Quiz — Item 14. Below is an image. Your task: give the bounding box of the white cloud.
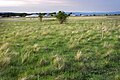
[0,0,81,12]
[0,0,26,6]
[0,0,74,7]
[0,0,119,12]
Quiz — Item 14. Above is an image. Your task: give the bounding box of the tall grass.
[0,16,120,80]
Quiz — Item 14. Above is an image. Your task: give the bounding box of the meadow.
[0,16,120,80]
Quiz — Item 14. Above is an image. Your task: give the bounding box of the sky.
[0,0,120,12]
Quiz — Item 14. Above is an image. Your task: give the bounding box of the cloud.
[0,0,75,12]
[0,0,26,6]
[0,0,119,12]
[0,0,76,7]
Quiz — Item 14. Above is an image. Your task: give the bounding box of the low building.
[11,16,20,18]
[70,14,76,16]
[25,14,38,18]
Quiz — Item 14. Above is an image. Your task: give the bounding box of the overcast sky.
[0,0,120,12]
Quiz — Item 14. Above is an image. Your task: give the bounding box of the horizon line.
[0,11,120,13]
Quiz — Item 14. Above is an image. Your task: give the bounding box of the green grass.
[0,17,120,80]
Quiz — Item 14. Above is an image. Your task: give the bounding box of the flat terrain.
[0,16,120,80]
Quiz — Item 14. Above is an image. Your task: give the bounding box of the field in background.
[0,16,120,21]
[0,16,120,80]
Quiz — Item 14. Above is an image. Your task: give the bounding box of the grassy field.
[0,16,120,80]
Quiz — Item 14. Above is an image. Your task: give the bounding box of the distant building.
[44,14,51,17]
[25,14,38,18]
[15,16,20,18]
[11,16,20,18]
[81,15,86,16]
[70,14,76,16]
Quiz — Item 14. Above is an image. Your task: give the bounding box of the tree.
[49,12,56,17]
[19,13,27,17]
[68,12,72,16]
[38,13,47,22]
[93,14,96,16]
[55,11,69,24]
[38,13,43,22]
[105,14,108,16]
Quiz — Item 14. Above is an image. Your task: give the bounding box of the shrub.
[55,11,69,24]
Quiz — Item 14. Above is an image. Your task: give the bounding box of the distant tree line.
[92,14,120,16]
[0,12,120,18]
[0,11,120,24]
[0,13,28,17]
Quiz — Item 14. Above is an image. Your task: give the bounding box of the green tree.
[38,13,47,22]
[49,12,56,17]
[55,11,69,24]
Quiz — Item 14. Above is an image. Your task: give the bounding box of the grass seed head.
[40,59,47,66]
[115,75,120,80]
[52,54,65,69]
[21,52,30,63]
[33,44,40,52]
[55,75,64,80]
[0,56,11,68]
[75,51,82,61]
[0,42,10,51]
[41,31,49,36]
[19,75,34,80]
